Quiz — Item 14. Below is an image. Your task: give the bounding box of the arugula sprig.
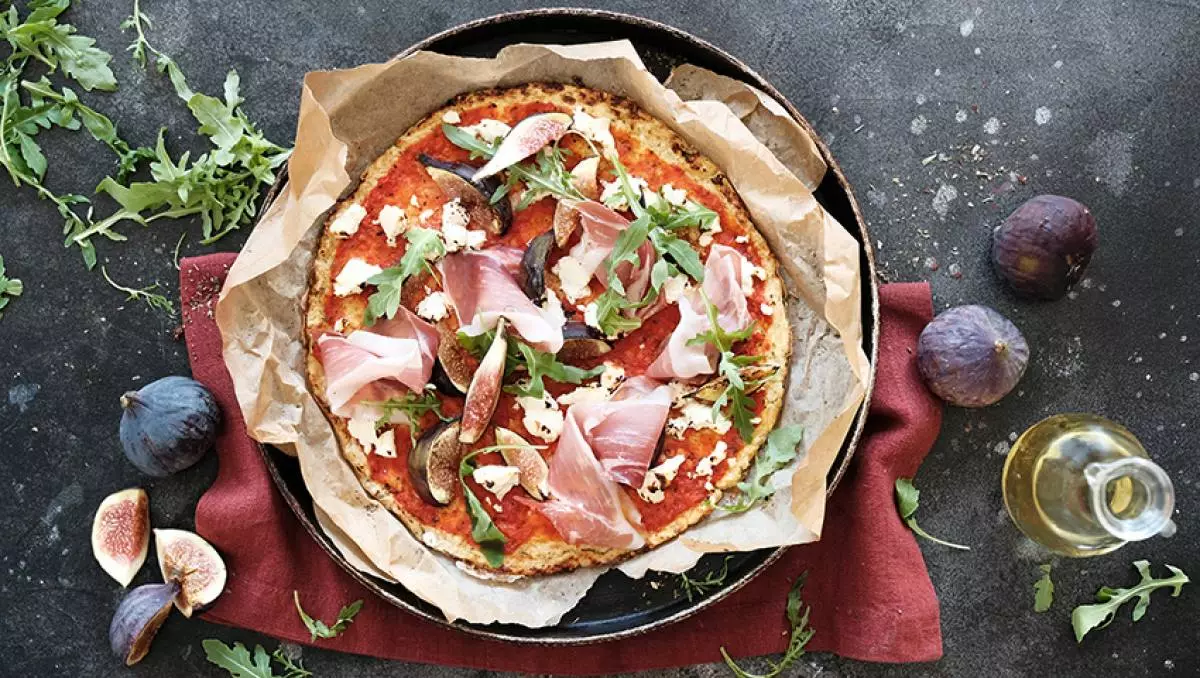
[458,330,602,399]
[677,556,732,602]
[2,0,117,92]
[203,639,310,678]
[293,591,363,642]
[366,389,451,445]
[1071,560,1189,643]
[0,255,23,320]
[720,572,814,678]
[101,265,175,317]
[1034,563,1054,613]
[364,226,446,324]
[458,446,517,567]
[687,293,759,441]
[894,477,970,550]
[722,425,803,513]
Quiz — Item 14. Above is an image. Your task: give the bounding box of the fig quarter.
[91,488,150,587]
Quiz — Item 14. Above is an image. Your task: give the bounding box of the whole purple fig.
[992,195,1097,300]
[917,305,1029,407]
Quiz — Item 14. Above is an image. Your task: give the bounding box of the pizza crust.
[305,83,790,575]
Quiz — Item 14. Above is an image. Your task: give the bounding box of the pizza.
[304,82,791,575]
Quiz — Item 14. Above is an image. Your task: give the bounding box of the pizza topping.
[329,202,367,237]
[761,302,775,316]
[439,248,565,352]
[376,204,409,246]
[471,465,522,501]
[459,320,508,444]
[363,227,447,323]
[516,391,564,443]
[410,419,464,506]
[661,184,688,207]
[459,118,511,143]
[415,291,451,322]
[553,254,593,302]
[441,110,461,124]
[581,376,672,487]
[332,258,382,297]
[440,199,488,252]
[667,399,732,438]
[694,440,729,478]
[519,230,556,301]
[553,157,601,246]
[473,111,573,180]
[494,427,551,500]
[315,306,439,415]
[571,107,615,151]
[637,454,686,504]
[558,321,612,362]
[661,273,692,304]
[419,154,512,235]
[347,415,397,458]
[600,175,648,211]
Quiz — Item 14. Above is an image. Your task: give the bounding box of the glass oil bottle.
[1002,413,1176,557]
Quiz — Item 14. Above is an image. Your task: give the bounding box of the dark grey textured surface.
[1,1,1197,676]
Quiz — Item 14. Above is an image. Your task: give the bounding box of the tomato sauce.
[321,98,779,554]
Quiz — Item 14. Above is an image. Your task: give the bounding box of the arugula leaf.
[364,226,446,323]
[441,122,498,160]
[1034,563,1054,613]
[686,293,759,441]
[293,591,364,641]
[100,265,175,317]
[894,477,970,550]
[269,648,312,678]
[4,0,117,92]
[365,389,450,445]
[0,255,23,319]
[648,226,704,282]
[721,572,814,678]
[677,556,732,603]
[722,425,803,513]
[458,448,509,567]
[1071,560,1189,643]
[505,340,604,398]
[202,639,277,678]
[121,0,156,67]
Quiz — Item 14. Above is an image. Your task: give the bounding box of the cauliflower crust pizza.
[304,82,792,576]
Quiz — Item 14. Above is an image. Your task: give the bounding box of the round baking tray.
[258,7,880,645]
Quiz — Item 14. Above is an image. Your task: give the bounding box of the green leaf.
[894,477,970,550]
[442,122,497,159]
[202,639,276,678]
[0,255,23,319]
[189,91,245,152]
[293,591,364,642]
[1071,560,1189,643]
[364,226,445,323]
[101,265,175,317]
[270,648,312,678]
[648,227,704,282]
[505,340,604,399]
[677,556,732,603]
[364,389,450,446]
[1034,564,1054,613]
[458,449,508,566]
[720,572,814,678]
[722,425,804,513]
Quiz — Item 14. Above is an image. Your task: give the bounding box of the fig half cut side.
[495,427,550,500]
[409,418,464,506]
[154,528,227,617]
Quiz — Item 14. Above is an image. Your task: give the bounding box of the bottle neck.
[1084,457,1176,542]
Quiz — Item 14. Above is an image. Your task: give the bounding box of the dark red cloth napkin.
[181,252,943,672]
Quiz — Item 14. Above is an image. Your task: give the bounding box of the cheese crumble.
[553,255,593,303]
[516,392,564,443]
[416,291,451,322]
[571,107,615,151]
[441,199,487,251]
[472,465,521,500]
[637,454,687,504]
[347,416,397,458]
[377,204,409,246]
[329,202,367,237]
[333,258,382,297]
[461,119,511,143]
[667,400,732,438]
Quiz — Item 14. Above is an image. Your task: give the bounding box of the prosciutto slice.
[537,376,671,549]
[646,244,754,379]
[316,306,439,416]
[439,247,565,352]
[566,200,655,302]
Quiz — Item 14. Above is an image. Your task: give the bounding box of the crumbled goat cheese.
[461,118,511,143]
[760,302,774,316]
[553,255,593,302]
[734,234,749,244]
[517,392,564,443]
[694,440,728,477]
[416,291,451,322]
[559,363,625,407]
[662,274,691,304]
[347,416,397,458]
[441,199,487,251]
[409,194,420,207]
[599,363,626,392]
[661,184,687,206]
[418,208,435,222]
[583,301,602,332]
[740,262,766,295]
[441,110,461,124]
[472,465,521,500]
[667,400,732,438]
[329,202,367,237]
[571,107,615,150]
[637,454,687,504]
[333,258,382,297]
[600,175,648,211]
[377,204,408,246]
[698,232,714,247]
[332,318,346,333]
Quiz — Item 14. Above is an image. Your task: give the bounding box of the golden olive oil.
[1002,414,1175,557]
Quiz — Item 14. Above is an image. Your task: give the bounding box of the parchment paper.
[215,41,869,627]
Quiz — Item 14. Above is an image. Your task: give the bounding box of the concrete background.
[1,0,1197,676]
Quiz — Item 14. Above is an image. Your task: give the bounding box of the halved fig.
[434,321,476,395]
[473,112,573,181]
[558,321,612,362]
[460,321,508,444]
[409,418,464,505]
[686,363,780,402]
[418,154,511,234]
[494,427,550,500]
[109,581,179,665]
[154,529,227,617]
[92,488,150,587]
[553,156,601,246]
[520,230,556,301]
